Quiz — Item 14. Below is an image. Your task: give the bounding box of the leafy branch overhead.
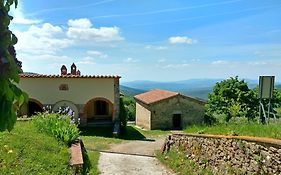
[0,0,27,131]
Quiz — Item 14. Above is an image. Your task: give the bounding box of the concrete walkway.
[108,137,165,156]
[98,152,174,175]
[98,136,174,174]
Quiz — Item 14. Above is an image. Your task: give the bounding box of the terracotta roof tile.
[134,89,179,105]
[19,73,121,79]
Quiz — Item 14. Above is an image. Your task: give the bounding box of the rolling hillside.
[122,79,281,100]
[120,85,146,96]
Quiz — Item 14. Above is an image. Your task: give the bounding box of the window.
[95,100,108,115]
[59,84,69,91]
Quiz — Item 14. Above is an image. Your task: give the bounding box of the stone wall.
[135,102,151,130]
[162,134,281,174]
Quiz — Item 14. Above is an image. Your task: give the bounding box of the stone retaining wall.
[162,134,281,174]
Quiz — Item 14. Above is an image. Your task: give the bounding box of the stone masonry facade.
[162,134,281,174]
[136,95,205,130]
[150,95,205,130]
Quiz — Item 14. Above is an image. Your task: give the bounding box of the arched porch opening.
[19,98,43,117]
[84,97,113,123]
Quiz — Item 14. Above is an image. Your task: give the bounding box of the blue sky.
[10,0,281,82]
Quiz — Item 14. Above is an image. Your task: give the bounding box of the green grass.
[80,126,124,151]
[0,121,71,175]
[156,148,213,175]
[131,125,171,139]
[87,151,100,175]
[80,125,170,151]
[185,122,281,139]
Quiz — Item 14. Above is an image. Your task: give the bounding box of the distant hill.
[181,88,213,100]
[122,79,281,100]
[120,85,146,96]
[122,79,222,92]
[122,79,221,99]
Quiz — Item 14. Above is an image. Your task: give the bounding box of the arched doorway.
[18,98,43,117]
[84,97,113,123]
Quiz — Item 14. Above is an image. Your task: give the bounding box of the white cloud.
[86,50,108,58]
[14,23,73,55]
[145,45,167,50]
[68,18,92,28]
[28,23,63,37]
[162,63,189,69]
[157,58,166,63]
[20,53,72,62]
[77,57,95,65]
[12,17,41,25]
[66,18,123,42]
[169,36,197,44]
[191,58,201,62]
[124,57,139,63]
[10,3,41,25]
[211,60,229,65]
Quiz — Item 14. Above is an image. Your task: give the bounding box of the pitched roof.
[19,73,120,79]
[134,89,179,105]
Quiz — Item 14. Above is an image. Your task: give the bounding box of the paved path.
[98,152,174,175]
[108,137,166,156]
[98,136,175,174]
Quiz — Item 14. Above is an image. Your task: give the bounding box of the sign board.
[258,76,275,99]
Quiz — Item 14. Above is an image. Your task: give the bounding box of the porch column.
[113,78,120,121]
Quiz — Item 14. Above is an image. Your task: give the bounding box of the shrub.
[32,113,80,145]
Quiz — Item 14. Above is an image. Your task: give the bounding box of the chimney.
[77,70,81,76]
[61,65,67,75]
[71,63,77,75]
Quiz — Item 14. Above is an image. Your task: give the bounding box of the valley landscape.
[122,79,281,99]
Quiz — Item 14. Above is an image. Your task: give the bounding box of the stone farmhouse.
[134,89,206,130]
[18,63,120,127]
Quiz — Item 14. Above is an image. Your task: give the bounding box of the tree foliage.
[0,0,26,131]
[205,76,258,124]
[119,97,128,133]
[122,96,136,121]
[252,87,281,119]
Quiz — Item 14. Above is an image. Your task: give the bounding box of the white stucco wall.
[18,78,115,105]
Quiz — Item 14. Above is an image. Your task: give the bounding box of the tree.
[0,0,27,131]
[205,76,258,124]
[122,96,136,121]
[119,97,128,133]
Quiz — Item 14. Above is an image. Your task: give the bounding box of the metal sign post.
[258,76,275,124]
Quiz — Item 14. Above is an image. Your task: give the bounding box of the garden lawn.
[185,122,281,139]
[0,121,71,175]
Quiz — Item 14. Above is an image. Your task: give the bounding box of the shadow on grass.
[80,126,150,141]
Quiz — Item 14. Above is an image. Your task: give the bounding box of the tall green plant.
[119,97,128,132]
[0,0,27,131]
[33,113,80,145]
